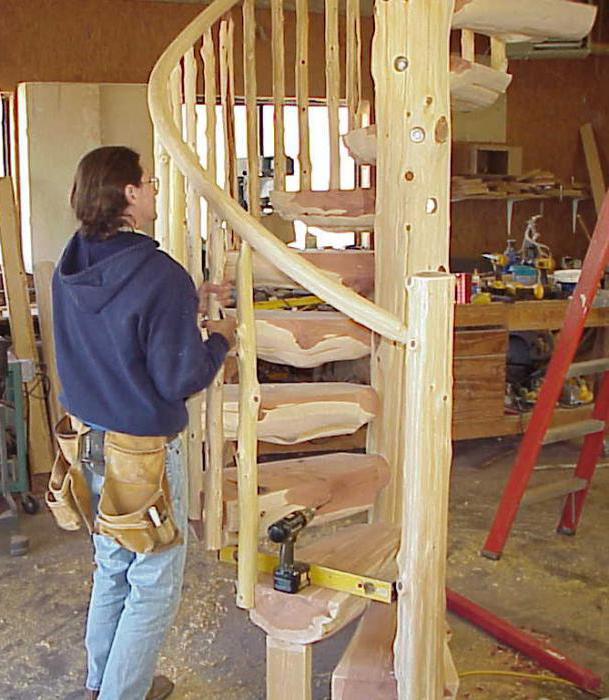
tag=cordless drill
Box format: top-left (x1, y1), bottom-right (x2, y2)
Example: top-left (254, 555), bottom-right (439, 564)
top-left (268, 507), bottom-right (316, 594)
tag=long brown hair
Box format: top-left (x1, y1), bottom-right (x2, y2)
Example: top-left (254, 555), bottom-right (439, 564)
top-left (70, 146), bottom-right (143, 239)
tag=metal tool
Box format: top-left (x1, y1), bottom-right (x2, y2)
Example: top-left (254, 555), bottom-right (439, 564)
top-left (219, 545), bottom-right (395, 604)
top-left (267, 508), bottom-right (316, 594)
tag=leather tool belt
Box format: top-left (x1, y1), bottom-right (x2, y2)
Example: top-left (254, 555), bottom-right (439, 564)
top-left (46, 415), bottom-right (182, 554)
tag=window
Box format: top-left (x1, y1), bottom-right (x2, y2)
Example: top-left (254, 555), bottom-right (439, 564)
top-left (195, 102), bottom-right (361, 249)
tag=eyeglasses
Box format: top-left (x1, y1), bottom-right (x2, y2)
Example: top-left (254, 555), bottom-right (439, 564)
top-left (142, 176), bottom-right (160, 194)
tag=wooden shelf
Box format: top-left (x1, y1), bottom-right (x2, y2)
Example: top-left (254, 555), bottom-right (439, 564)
top-left (456, 300), bottom-right (609, 331)
top-left (452, 189), bottom-right (588, 203)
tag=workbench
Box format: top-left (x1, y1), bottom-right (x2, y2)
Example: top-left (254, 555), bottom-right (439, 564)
top-left (453, 300), bottom-right (609, 440)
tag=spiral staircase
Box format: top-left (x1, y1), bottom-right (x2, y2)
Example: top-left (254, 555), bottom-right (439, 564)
top-left (147, 1), bottom-right (597, 697)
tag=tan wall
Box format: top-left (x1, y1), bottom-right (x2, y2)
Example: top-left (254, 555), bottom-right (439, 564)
top-left (451, 56), bottom-right (609, 267)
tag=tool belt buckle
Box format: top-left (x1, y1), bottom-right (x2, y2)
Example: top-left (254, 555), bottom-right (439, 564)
top-left (81, 430), bottom-right (105, 477)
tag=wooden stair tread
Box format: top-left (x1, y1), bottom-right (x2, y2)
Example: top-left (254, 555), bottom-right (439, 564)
top-left (222, 452), bottom-right (390, 534)
top-left (253, 309), bottom-right (371, 368)
top-left (332, 601), bottom-right (458, 699)
top-left (542, 419), bottom-right (605, 445)
top-left (203, 382), bottom-right (379, 445)
top-left (249, 523), bottom-right (399, 645)
top-left (566, 358), bottom-right (609, 378)
top-left (332, 602), bottom-right (397, 699)
top-left (522, 477), bottom-right (588, 506)
top-left (452, 0), bottom-right (597, 43)
top-left (270, 189), bottom-right (375, 231)
top-left (225, 249), bottom-right (374, 295)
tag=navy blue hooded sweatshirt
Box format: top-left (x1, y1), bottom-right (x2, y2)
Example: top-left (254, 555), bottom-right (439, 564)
top-left (53, 230), bottom-right (229, 436)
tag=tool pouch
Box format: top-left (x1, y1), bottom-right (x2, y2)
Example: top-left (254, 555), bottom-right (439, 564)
top-left (96, 431), bottom-right (182, 554)
top-left (45, 415), bottom-right (94, 533)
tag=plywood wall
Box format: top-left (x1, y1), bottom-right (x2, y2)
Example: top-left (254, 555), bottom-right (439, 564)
top-left (17, 83), bottom-right (153, 270)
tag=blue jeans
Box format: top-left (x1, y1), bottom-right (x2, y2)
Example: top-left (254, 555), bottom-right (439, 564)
top-left (84, 437), bottom-right (188, 699)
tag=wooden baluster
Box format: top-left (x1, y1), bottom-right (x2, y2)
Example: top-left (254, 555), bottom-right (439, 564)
top-left (326, 0), bottom-right (340, 190)
top-left (237, 0), bottom-right (261, 610)
top-left (461, 29), bottom-right (475, 62)
top-left (296, 0), bottom-right (311, 190)
top-left (271, 0), bottom-right (286, 190)
top-left (346, 0), bottom-right (362, 134)
top-left (153, 134), bottom-right (170, 251)
top-left (220, 15), bottom-right (238, 249)
top-left (491, 36), bottom-right (508, 72)
top-left (202, 29), bottom-right (227, 551)
top-left (182, 47), bottom-right (205, 523)
top-left (169, 64), bottom-right (187, 267)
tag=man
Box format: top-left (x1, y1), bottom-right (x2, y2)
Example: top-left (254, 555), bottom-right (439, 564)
top-left (52, 146), bottom-right (236, 700)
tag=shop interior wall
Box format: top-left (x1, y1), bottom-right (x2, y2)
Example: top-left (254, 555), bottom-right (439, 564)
top-left (3, 1), bottom-right (608, 270)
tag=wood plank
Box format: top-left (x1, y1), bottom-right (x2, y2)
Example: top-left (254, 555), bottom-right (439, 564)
top-left (296, 0), bottom-right (311, 190)
top-left (453, 354), bottom-right (506, 421)
top-left (461, 29), bottom-right (475, 62)
top-left (267, 638), bottom-right (311, 700)
top-left (253, 310), bottom-right (370, 367)
top-left (222, 452), bottom-right (389, 535)
top-left (325, 0), bottom-right (341, 190)
top-left (454, 328), bottom-right (507, 356)
top-left (0, 179), bottom-right (54, 474)
top-left (33, 261), bottom-right (62, 430)
top-left (249, 523), bottom-right (399, 645)
top-left (521, 477), bottom-right (587, 506)
top-left (332, 603), bottom-right (458, 700)
top-left (225, 249), bottom-right (375, 295)
top-left (580, 123), bottom-right (607, 217)
top-left (542, 418), bottom-right (605, 445)
top-left (204, 382), bottom-right (378, 445)
top-left (271, 188), bottom-right (375, 231)
top-left (332, 602), bottom-right (397, 700)
top-left (396, 273), bottom-right (455, 699)
top-left (455, 302), bottom-right (508, 328)
top-left (452, 0), bottom-right (597, 43)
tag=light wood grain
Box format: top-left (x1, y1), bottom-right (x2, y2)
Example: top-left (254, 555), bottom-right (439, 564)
top-left (369, 0), bottom-right (454, 523)
top-left (0, 179), bottom-right (54, 474)
top-left (395, 273), bottom-right (455, 699)
top-left (250, 523), bottom-right (399, 645)
top-left (296, 0), bottom-right (311, 190)
top-left (580, 123), bottom-right (607, 217)
top-left (202, 28), bottom-right (227, 548)
top-left (271, 0), bottom-right (287, 190)
top-left (267, 638), bottom-right (312, 700)
top-left (325, 0), bottom-right (341, 190)
top-left (452, 0), bottom-right (597, 43)
top-left (33, 261), bottom-right (62, 430)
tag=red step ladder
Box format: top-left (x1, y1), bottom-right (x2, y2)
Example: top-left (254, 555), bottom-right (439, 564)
top-left (482, 192), bottom-right (609, 560)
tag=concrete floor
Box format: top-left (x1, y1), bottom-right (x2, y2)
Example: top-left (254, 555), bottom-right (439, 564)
top-left (0, 437), bottom-right (607, 700)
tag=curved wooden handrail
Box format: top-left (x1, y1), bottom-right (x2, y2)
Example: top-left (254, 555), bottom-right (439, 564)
top-left (148, 0), bottom-right (408, 344)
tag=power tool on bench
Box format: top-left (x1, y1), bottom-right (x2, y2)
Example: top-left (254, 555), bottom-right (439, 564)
top-left (268, 507), bottom-right (316, 594)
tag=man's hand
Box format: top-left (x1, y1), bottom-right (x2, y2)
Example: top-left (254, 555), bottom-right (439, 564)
top-left (198, 280), bottom-right (233, 315)
top-left (205, 317), bottom-right (237, 350)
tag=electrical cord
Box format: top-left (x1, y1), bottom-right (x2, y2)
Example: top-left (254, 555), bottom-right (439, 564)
top-left (458, 670), bottom-right (603, 697)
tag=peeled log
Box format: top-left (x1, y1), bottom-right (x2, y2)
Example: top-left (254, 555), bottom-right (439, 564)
top-left (254, 310), bottom-right (371, 367)
top-left (453, 0), bottom-right (597, 43)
